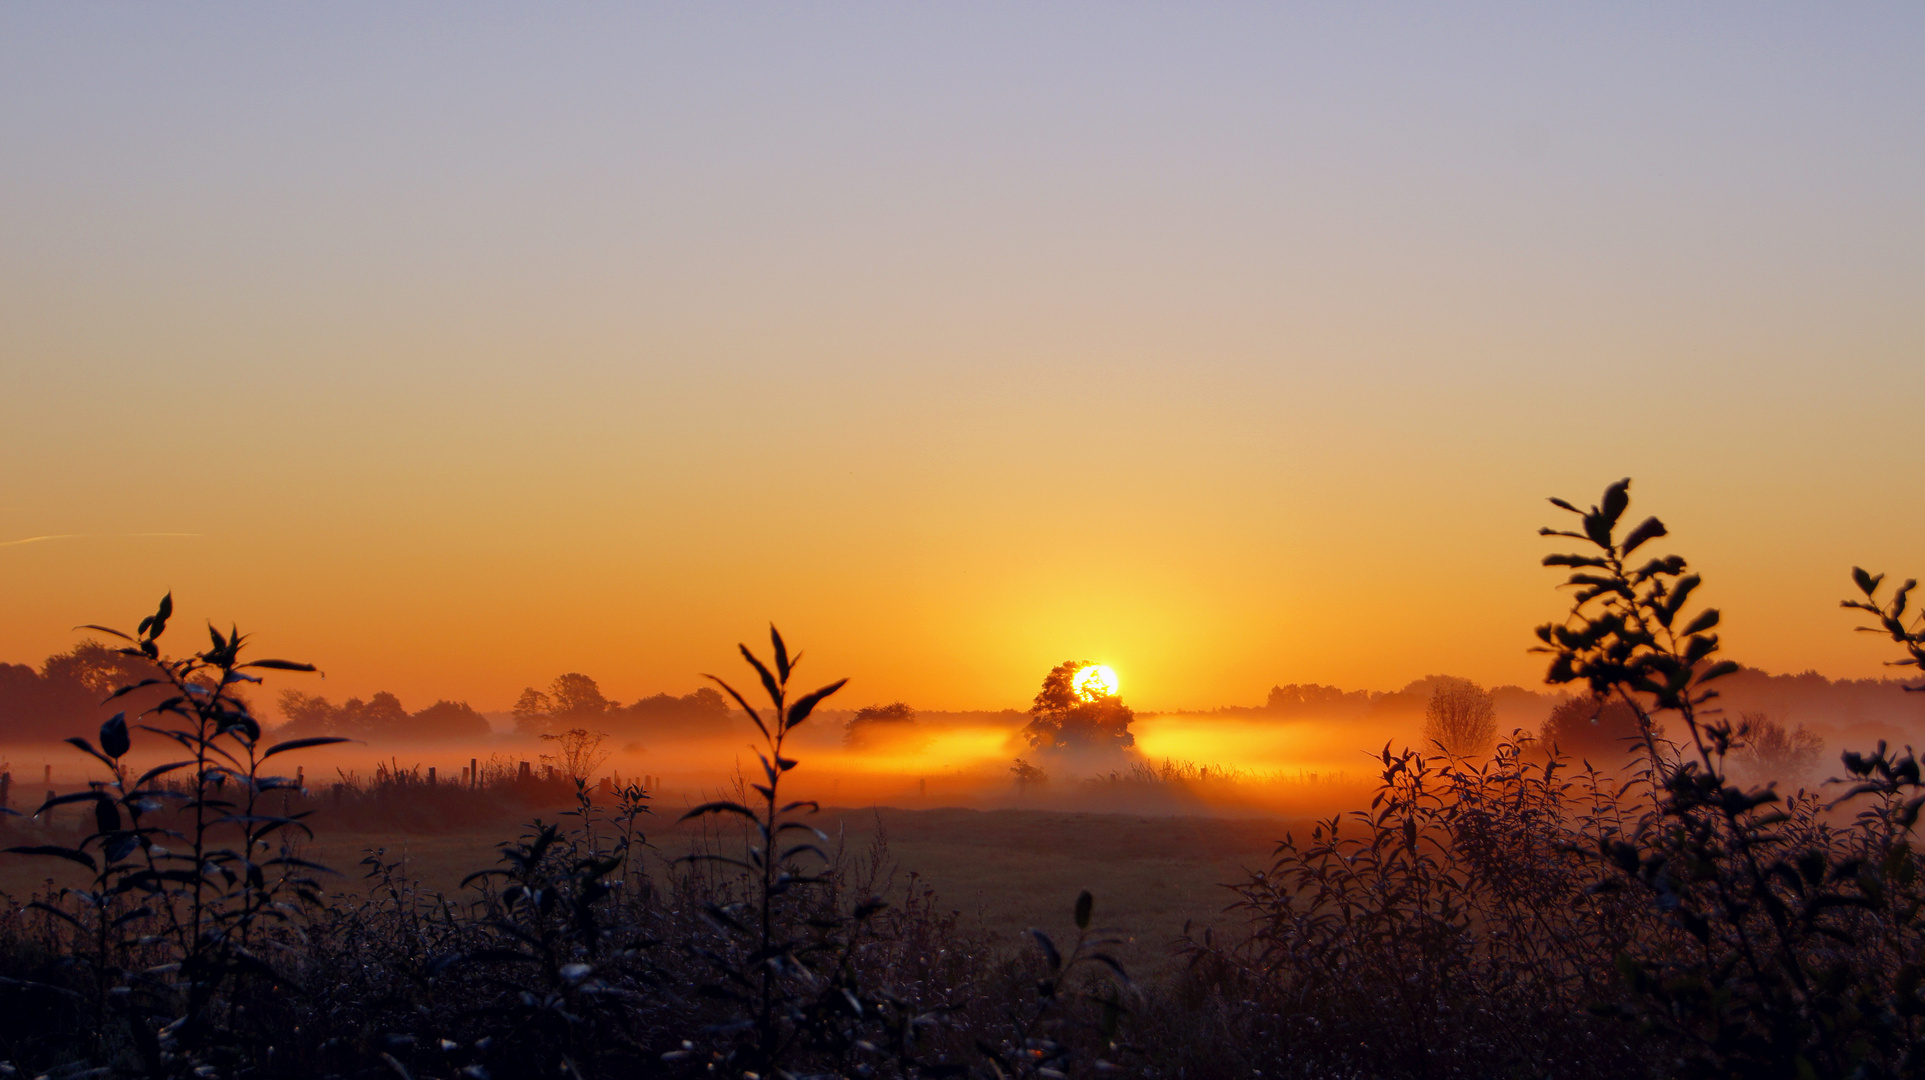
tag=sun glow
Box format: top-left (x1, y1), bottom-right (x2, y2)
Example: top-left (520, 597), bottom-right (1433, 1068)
top-left (1073, 664), bottom-right (1119, 700)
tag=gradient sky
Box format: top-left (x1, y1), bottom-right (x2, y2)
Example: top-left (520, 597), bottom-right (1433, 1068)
top-left (3, 4), bottom-right (1921, 713)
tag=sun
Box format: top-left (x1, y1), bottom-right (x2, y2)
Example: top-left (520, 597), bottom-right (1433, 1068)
top-left (1073, 664), bottom-right (1119, 700)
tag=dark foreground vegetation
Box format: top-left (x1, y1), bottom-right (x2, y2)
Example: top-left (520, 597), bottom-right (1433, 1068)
top-left (5, 479), bottom-right (1925, 1079)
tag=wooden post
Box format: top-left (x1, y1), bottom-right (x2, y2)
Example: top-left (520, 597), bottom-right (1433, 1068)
top-left (427, 767), bottom-right (437, 787)
top-left (470, 757), bottom-right (478, 788)
top-left (518, 760), bottom-right (531, 783)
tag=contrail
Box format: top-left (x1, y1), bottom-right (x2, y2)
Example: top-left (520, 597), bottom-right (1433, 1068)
top-left (0, 532), bottom-right (204, 548)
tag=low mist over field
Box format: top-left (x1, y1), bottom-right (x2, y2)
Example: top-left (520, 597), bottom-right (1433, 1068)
top-left (7, 645), bottom-right (1922, 819)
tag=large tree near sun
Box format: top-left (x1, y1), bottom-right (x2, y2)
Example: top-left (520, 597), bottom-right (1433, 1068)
top-left (1021, 659), bottom-right (1135, 752)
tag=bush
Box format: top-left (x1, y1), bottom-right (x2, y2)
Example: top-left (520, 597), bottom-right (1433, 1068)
top-left (1421, 676), bottom-right (1497, 755)
top-left (846, 701), bottom-right (930, 751)
top-left (1540, 694), bottom-right (1647, 761)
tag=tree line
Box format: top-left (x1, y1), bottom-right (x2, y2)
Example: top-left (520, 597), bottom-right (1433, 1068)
top-left (0, 644), bottom-right (731, 746)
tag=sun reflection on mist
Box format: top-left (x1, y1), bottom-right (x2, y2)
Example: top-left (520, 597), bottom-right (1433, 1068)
top-left (822, 725), bottom-right (1014, 774)
top-left (1131, 714), bottom-right (1357, 776)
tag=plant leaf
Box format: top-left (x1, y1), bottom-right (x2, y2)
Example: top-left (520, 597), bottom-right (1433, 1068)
top-left (100, 713), bottom-right (131, 759)
top-left (262, 736), bottom-right (353, 760)
top-left (6, 845), bottom-right (97, 872)
top-left (787, 678), bottom-right (849, 730)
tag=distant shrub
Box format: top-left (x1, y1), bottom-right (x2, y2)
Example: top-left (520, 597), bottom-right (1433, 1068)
top-left (1731, 710), bottom-right (1824, 781)
top-left (845, 701), bottom-right (929, 750)
top-left (1421, 677), bottom-right (1496, 755)
top-left (1009, 757), bottom-right (1050, 791)
top-left (1181, 735), bottom-right (1652, 1077)
top-left (1540, 694), bottom-right (1647, 760)
top-left (539, 725), bottom-right (611, 785)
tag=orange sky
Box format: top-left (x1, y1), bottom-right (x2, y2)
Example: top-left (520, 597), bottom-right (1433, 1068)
top-left (3, 7), bottom-right (1922, 714)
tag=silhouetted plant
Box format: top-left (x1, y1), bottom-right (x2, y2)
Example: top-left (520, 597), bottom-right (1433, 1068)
top-left (973, 889), bottom-right (1134, 1079)
top-left (1537, 480), bottom-right (1925, 1077)
top-left (1171, 479), bottom-right (1925, 1078)
top-left (1194, 735), bottom-right (1650, 1076)
top-left (673, 626), bottom-right (956, 1076)
top-left (4, 593), bottom-right (338, 1075)
top-left (540, 726), bottom-right (612, 785)
top-left (1846, 567), bottom-right (1925, 691)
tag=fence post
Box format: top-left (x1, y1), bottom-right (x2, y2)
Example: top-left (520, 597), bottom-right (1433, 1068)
top-left (427, 766), bottom-right (437, 787)
top-left (470, 757), bottom-right (478, 789)
top-left (518, 760), bottom-right (531, 783)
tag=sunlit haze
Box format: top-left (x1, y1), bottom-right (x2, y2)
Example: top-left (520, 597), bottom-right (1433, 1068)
top-left (4, 4), bottom-right (1922, 715)
top-left (1073, 666), bottom-right (1120, 701)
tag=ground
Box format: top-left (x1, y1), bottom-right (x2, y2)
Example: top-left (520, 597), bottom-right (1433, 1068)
top-left (0, 805), bottom-right (1297, 976)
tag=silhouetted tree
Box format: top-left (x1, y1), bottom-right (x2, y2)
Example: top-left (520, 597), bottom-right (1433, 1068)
top-left (41, 640), bottom-right (150, 699)
top-left (0, 660), bottom-right (93, 740)
top-left (1733, 712), bottom-right (1823, 779)
top-left (549, 672), bottom-right (611, 716)
top-left (610, 686), bottom-right (731, 736)
top-left (514, 672), bottom-right (612, 736)
top-left (1265, 683), bottom-right (1372, 713)
top-left (845, 701), bottom-right (928, 750)
top-left (276, 689), bottom-right (489, 742)
top-left (1423, 677), bottom-right (1496, 755)
top-left (0, 640), bottom-right (180, 743)
top-left (1541, 695), bottom-right (1647, 760)
top-left (408, 698), bottom-right (493, 741)
top-left (1022, 660), bottom-right (1135, 752)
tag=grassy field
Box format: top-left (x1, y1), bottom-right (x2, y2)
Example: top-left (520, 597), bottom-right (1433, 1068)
top-left (0, 804), bottom-right (1295, 976)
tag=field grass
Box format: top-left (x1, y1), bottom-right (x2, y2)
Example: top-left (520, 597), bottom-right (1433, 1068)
top-left (0, 803), bottom-right (1295, 977)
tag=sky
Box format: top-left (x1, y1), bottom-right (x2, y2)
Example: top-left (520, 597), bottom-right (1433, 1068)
top-left (2, 4), bottom-right (1921, 714)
